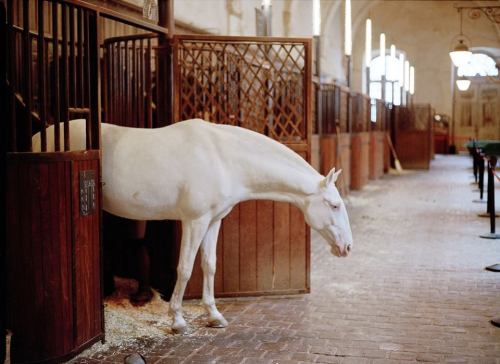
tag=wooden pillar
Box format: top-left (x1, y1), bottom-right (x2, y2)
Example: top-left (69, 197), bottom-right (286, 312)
top-left (1, 2), bottom-right (7, 362)
top-left (157, 0), bottom-right (174, 125)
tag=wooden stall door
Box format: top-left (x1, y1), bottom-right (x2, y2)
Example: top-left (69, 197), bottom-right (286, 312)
top-left (6, 152), bottom-right (103, 364)
top-left (394, 104), bottom-right (432, 169)
top-left (173, 35), bottom-right (312, 298)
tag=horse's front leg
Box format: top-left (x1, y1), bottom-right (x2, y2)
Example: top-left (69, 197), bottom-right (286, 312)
top-left (169, 216), bottom-right (210, 333)
top-left (200, 219), bottom-right (227, 328)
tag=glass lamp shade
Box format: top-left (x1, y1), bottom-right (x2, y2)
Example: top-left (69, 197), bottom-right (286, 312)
top-left (456, 78), bottom-right (471, 91)
top-left (449, 40), bottom-right (471, 68)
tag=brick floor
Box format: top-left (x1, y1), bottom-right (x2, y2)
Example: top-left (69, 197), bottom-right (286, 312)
top-left (71, 155), bottom-right (500, 363)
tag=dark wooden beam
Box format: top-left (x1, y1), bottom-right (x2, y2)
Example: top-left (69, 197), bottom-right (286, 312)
top-left (0, 2), bottom-right (7, 361)
top-left (157, 0), bottom-right (174, 126)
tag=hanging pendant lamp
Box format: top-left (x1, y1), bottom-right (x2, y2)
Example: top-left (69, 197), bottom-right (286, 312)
top-left (456, 75), bottom-right (471, 91)
top-left (449, 8), bottom-right (471, 68)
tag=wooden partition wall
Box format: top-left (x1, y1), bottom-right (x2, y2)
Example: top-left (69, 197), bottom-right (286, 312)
top-left (3, 1), bottom-right (111, 362)
top-left (350, 92), bottom-right (370, 190)
top-left (2, 1), bottom-right (177, 362)
top-left (394, 104), bottom-right (433, 169)
top-left (369, 100), bottom-right (387, 180)
top-left (315, 83), bottom-right (351, 196)
top-left (173, 35), bottom-right (312, 298)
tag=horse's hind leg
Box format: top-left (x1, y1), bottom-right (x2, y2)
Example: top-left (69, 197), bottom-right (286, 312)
top-left (200, 219), bottom-right (227, 328)
top-left (169, 217), bottom-right (210, 333)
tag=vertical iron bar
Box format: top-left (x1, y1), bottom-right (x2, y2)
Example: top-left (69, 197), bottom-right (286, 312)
top-left (0, 1), bottom-right (6, 358)
top-left (125, 40), bottom-right (130, 126)
top-left (84, 10), bottom-right (91, 149)
top-left (479, 156), bottom-right (485, 200)
top-left (132, 39), bottom-right (137, 127)
top-left (103, 43), bottom-right (108, 125)
top-left (52, 1), bottom-right (60, 151)
top-left (7, 0), bottom-right (16, 151)
top-left (111, 42), bottom-right (116, 123)
top-left (473, 147), bottom-right (478, 183)
top-left (145, 38), bottom-right (152, 128)
top-left (489, 157), bottom-right (497, 234)
top-left (112, 42), bottom-right (117, 124)
top-left (69, 5), bottom-right (75, 108)
top-left (37, 0), bottom-right (46, 152)
top-left (61, 3), bottom-right (69, 151)
top-left (118, 40), bottom-right (122, 126)
top-left (138, 39), bottom-right (143, 127)
top-left (77, 7), bottom-right (83, 108)
top-left (89, 10), bottom-right (100, 150)
top-left (23, 0), bottom-right (32, 151)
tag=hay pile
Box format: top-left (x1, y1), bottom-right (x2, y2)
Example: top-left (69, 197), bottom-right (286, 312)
top-left (70, 277), bottom-right (214, 361)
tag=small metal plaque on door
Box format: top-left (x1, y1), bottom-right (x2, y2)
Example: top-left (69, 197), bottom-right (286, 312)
top-left (80, 170), bottom-right (96, 216)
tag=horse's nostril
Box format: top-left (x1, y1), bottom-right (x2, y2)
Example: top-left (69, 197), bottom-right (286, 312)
top-left (346, 244), bottom-right (352, 253)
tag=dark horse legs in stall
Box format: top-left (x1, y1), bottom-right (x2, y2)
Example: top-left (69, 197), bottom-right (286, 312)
top-left (103, 214), bottom-right (153, 305)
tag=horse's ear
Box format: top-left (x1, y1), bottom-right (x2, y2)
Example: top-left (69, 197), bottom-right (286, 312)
top-left (325, 168), bottom-right (342, 185)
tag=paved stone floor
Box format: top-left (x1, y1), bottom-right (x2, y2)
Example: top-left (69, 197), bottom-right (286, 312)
top-left (72, 155), bottom-right (500, 363)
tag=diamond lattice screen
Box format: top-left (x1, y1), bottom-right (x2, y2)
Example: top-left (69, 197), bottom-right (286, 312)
top-left (175, 37), bottom-right (309, 143)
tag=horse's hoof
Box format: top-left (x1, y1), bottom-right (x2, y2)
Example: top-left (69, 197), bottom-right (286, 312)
top-left (207, 316), bottom-right (228, 328)
top-left (124, 353), bottom-right (146, 364)
top-left (130, 289), bottom-right (154, 307)
top-left (172, 324), bottom-right (189, 335)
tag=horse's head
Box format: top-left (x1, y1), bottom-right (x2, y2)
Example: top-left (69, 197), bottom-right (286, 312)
top-left (303, 168), bottom-right (353, 257)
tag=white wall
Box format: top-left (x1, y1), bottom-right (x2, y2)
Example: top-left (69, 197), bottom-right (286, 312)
top-left (320, 0), bottom-right (346, 83)
top-left (127, 0), bottom-right (500, 122)
top-left (351, 0), bottom-right (500, 116)
top-left (172, 0), bottom-right (316, 37)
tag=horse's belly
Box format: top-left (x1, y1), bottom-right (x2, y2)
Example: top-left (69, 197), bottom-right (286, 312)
top-left (101, 160), bottom-right (237, 221)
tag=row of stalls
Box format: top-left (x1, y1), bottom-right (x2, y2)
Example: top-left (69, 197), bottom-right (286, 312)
top-left (1, 0), bottom-right (434, 362)
top-left (2, 1), bottom-right (315, 362)
top-left (311, 81), bottom-right (435, 196)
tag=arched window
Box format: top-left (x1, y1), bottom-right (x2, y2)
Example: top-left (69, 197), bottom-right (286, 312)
top-left (457, 53), bottom-right (498, 77)
top-left (369, 52), bottom-right (405, 120)
top-left (369, 53), bottom-right (403, 105)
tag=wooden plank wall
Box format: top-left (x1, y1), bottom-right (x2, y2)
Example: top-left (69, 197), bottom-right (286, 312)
top-left (185, 150), bottom-right (310, 298)
top-left (396, 131), bottom-right (432, 169)
top-left (337, 133), bottom-right (352, 195)
top-left (6, 152), bottom-right (103, 363)
top-left (384, 133), bottom-right (391, 173)
top-left (318, 134), bottom-right (350, 196)
top-left (369, 131), bottom-right (385, 180)
top-left (311, 134), bottom-right (320, 171)
top-left (394, 105), bottom-right (432, 170)
top-left (350, 132), bottom-right (370, 190)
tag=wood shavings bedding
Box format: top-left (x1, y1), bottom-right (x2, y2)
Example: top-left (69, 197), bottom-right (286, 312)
top-left (70, 277), bottom-right (215, 362)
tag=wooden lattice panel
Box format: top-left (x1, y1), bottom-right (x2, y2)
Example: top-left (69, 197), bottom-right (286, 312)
top-left (174, 35), bottom-right (311, 144)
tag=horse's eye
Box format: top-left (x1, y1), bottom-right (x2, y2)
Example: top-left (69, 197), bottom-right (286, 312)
top-left (327, 201), bottom-right (340, 210)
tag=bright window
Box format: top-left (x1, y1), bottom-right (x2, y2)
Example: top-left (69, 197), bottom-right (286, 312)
top-left (457, 53), bottom-right (498, 77)
top-left (369, 53), bottom-right (405, 111)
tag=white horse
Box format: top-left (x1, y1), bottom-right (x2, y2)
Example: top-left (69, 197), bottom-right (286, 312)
top-left (33, 119), bottom-right (353, 333)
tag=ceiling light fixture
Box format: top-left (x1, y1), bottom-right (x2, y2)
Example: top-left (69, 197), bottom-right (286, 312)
top-left (449, 8), bottom-right (472, 68)
top-left (456, 75), bottom-right (471, 91)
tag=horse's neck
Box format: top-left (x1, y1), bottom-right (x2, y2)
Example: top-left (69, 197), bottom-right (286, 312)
top-left (238, 146), bottom-right (323, 208)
